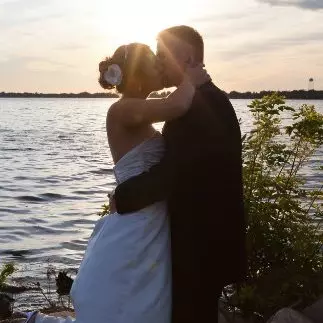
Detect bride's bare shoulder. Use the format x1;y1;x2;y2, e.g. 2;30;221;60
107;100;122;120
108;98;142;115
107;98;148;125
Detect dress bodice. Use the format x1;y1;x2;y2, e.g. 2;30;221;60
113;133;164;185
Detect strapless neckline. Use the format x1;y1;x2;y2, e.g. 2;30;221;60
114;132;161;168
113;132;164;185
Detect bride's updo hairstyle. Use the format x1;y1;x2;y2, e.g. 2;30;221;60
98;43;152;94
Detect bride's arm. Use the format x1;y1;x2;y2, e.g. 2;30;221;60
108;64;210;126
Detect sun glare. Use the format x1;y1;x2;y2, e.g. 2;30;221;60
95;0;195;52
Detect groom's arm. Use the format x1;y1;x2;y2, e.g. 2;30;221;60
113;85;220;214
114;151;174;214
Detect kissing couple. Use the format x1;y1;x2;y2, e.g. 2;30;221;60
23;25;246;323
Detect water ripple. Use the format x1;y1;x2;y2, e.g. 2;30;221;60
89;168;114;175
0;207;30;214
15;195;46;202
32;225;76;235
40;192;66;200
1;249;33;258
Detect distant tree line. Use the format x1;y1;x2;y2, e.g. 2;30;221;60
0;92;119;98
149;91;172;98
227;90;323;100
0;90;322;99
151;90;323;100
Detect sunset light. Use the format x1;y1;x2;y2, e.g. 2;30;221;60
93;0;194;49
1;0;322;92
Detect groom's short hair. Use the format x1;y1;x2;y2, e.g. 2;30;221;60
158;25;204;63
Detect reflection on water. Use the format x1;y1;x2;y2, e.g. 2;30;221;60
0;98;322;309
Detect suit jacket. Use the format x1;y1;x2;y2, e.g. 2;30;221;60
114;81;247;286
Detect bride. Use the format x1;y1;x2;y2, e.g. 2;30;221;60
23;43;209;323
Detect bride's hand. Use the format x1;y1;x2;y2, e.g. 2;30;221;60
184;63;211;87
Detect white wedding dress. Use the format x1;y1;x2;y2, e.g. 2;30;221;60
34;134;171;323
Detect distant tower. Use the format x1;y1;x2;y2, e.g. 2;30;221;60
308;78;314;91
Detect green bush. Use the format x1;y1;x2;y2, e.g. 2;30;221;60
0;263;15;288
98;203;110;217
228;93;323;320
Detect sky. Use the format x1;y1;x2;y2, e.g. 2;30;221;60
0;0;322;93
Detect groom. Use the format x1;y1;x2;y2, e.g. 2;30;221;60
112;26;246;323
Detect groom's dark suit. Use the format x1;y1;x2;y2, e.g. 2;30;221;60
114;81;247;323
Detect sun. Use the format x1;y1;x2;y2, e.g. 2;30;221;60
94;0;195;51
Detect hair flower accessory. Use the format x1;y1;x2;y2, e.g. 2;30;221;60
103;64;123;86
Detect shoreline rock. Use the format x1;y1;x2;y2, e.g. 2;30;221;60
0;308;75;323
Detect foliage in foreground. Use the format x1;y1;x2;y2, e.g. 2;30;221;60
228;93;323;320
36;262;74;310
0;263;15;289
98;203;110;217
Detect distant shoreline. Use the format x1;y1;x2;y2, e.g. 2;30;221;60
1;90;322;100
0;92;119;99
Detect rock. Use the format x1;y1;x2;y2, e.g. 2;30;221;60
302;297;323;323
0;310;75;323
0;319;25;323
266;308;314;323
219;311;248;323
218;303;262;323
0;293;14;320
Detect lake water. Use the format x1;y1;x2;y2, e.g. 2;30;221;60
0;98;322;310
